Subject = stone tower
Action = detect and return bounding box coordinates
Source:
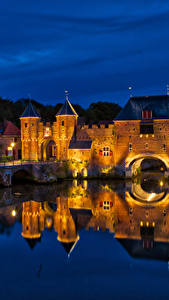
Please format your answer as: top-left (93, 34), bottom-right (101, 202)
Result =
top-left (55, 93), bottom-right (78, 160)
top-left (22, 201), bottom-right (44, 249)
top-left (20, 101), bottom-right (40, 160)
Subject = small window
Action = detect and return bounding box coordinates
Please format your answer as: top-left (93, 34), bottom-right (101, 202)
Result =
top-left (142, 110), bottom-right (152, 119)
top-left (25, 123), bottom-right (27, 128)
top-left (140, 123), bottom-right (154, 134)
top-left (129, 143), bottom-right (132, 152)
top-left (44, 127), bottom-right (50, 137)
top-left (62, 121), bottom-right (64, 126)
top-left (163, 144), bottom-right (166, 151)
top-left (103, 201), bottom-right (110, 210)
top-left (14, 137), bottom-right (17, 142)
top-left (145, 143), bottom-right (148, 149)
top-left (103, 147), bottom-right (110, 156)
top-left (7, 147), bottom-right (13, 156)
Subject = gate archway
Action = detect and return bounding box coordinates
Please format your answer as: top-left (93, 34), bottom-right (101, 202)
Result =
top-left (41, 139), bottom-right (57, 161)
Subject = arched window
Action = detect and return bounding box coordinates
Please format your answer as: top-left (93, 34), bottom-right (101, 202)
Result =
top-left (129, 143), bottom-right (132, 152)
top-left (163, 144), bottom-right (166, 151)
top-left (62, 121), bottom-right (64, 126)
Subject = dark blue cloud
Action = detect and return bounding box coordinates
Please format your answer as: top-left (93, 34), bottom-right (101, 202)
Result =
top-left (0, 0), bottom-right (169, 107)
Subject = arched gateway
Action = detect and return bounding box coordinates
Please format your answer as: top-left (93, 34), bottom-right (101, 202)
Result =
top-left (125, 154), bottom-right (169, 177)
top-left (41, 139), bottom-right (57, 161)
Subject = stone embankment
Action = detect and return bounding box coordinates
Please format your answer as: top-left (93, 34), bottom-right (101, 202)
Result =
top-left (0, 161), bottom-right (125, 187)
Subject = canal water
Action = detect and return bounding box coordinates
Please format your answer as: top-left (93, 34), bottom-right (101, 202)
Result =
top-left (0, 174), bottom-right (169, 300)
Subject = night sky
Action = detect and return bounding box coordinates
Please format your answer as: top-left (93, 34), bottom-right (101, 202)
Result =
top-left (1, 0), bottom-right (169, 107)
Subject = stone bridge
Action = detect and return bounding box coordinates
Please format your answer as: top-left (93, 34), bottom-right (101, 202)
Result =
top-left (0, 161), bottom-right (61, 186)
top-left (125, 153), bottom-right (169, 178)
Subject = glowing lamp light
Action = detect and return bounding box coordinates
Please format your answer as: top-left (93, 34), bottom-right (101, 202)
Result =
top-left (11, 209), bottom-right (16, 217)
top-left (160, 181), bottom-right (164, 187)
top-left (11, 142), bottom-right (15, 148)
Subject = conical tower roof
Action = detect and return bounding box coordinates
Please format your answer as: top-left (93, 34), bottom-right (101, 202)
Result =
top-left (60, 236), bottom-right (79, 255)
top-left (21, 101), bottom-right (40, 118)
top-left (24, 237), bottom-right (41, 250)
top-left (56, 94), bottom-right (78, 116)
top-left (61, 241), bottom-right (76, 254)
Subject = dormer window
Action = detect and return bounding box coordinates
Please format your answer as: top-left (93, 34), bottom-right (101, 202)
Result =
top-left (142, 110), bottom-right (152, 119)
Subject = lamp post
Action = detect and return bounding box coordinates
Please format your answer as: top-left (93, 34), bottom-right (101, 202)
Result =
top-left (10, 142), bottom-right (15, 161)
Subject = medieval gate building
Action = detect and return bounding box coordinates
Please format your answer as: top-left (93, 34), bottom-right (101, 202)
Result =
top-left (20, 95), bottom-right (169, 177)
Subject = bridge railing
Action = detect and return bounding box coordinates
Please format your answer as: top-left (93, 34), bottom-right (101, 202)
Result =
top-left (0, 160), bottom-right (60, 167)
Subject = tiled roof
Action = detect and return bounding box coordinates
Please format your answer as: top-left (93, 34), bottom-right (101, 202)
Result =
top-left (115, 95), bottom-right (169, 121)
top-left (76, 129), bottom-right (90, 140)
top-left (69, 140), bottom-right (92, 149)
top-left (21, 101), bottom-right (40, 118)
top-left (3, 121), bottom-right (20, 135)
top-left (98, 120), bottom-right (114, 125)
top-left (57, 99), bottom-right (78, 116)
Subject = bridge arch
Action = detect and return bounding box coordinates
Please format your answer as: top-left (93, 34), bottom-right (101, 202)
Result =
top-left (12, 169), bottom-right (32, 183)
top-left (41, 139), bottom-right (57, 161)
top-left (130, 183), bottom-right (166, 204)
top-left (125, 154), bottom-right (169, 177)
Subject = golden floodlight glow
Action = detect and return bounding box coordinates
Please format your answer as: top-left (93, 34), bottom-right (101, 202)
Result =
top-left (147, 193), bottom-right (156, 201)
top-left (11, 209), bottom-right (16, 217)
top-left (160, 181), bottom-right (164, 187)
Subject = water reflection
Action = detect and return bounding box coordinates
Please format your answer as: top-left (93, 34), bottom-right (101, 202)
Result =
top-left (0, 175), bottom-right (169, 260)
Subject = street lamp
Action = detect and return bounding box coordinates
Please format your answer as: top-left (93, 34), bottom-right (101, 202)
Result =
top-left (11, 142), bottom-right (15, 148)
top-left (11, 209), bottom-right (16, 217)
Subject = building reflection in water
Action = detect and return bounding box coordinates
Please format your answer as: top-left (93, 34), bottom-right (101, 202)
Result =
top-left (0, 176), bottom-right (169, 260)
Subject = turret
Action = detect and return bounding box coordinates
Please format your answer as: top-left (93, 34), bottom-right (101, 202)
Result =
top-left (20, 101), bottom-right (40, 160)
top-left (56, 92), bottom-right (78, 160)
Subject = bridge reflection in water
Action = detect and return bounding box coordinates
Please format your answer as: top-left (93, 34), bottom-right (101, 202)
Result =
top-left (0, 175), bottom-right (169, 260)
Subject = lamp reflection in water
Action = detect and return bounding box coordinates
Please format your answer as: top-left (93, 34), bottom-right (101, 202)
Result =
top-left (160, 181), bottom-right (164, 187)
